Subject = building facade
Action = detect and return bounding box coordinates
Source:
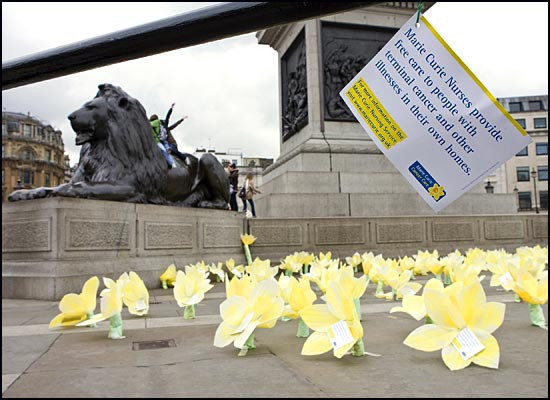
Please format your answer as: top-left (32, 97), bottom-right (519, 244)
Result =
top-left (2, 112), bottom-right (66, 203)
top-left (488, 95), bottom-right (548, 212)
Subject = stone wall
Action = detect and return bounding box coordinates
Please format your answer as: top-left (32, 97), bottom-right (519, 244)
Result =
top-left (2, 198), bottom-right (547, 300)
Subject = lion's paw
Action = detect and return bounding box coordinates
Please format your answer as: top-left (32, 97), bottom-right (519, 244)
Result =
top-left (8, 188), bottom-right (51, 201)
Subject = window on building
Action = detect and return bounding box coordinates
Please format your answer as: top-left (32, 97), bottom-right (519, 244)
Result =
top-left (534, 117), bottom-right (547, 129)
top-left (518, 191), bottom-right (532, 210)
top-left (536, 142), bottom-right (548, 155)
top-left (23, 124), bottom-right (32, 137)
top-left (538, 165), bottom-right (548, 181)
top-left (516, 146), bottom-right (528, 156)
top-left (517, 166), bottom-right (530, 182)
top-left (22, 149), bottom-right (34, 160)
top-left (540, 191), bottom-right (548, 210)
top-left (2, 144), bottom-right (5, 158)
top-left (45, 150), bottom-right (51, 162)
top-left (45, 173), bottom-right (51, 187)
top-left (21, 170), bottom-right (34, 185)
top-left (528, 100), bottom-right (543, 111)
top-left (232, 159), bottom-right (238, 166)
top-left (515, 118), bottom-right (526, 129)
top-left (509, 102), bottom-right (523, 112)
top-left (2, 169), bottom-right (4, 184)
top-left (2, 124), bottom-right (5, 136)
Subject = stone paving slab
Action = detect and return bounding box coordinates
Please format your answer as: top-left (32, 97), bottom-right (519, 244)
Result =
top-left (2, 280), bottom-right (548, 398)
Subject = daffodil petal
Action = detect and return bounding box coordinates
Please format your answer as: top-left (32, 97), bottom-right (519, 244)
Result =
top-left (81, 276), bottom-right (99, 312)
top-left (442, 344), bottom-right (471, 371)
top-left (214, 321), bottom-right (237, 348)
top-left (404, 324), bottom-right (457, 352)
top-left (301, 331), bottom-right (333, 356)
top-left (475, 302), bottom-right (505, 334)
top-left (77, 313), bottom-right (107, 326)
top-left (458, 282), bottom-right (486, 327)
top-left (299, 304), bottom-right (339, 331)
top-left (49, 313), bottom-right (66, 328)
top-left (58, 293), bottom-right (85, 314)
top-left (234, 321), bottom-right (260, 349)
top-left (472, 334), bottom-right (500, 369)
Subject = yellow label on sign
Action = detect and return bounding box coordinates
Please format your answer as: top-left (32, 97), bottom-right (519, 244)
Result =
top-left (346, 77), bottom-right (407, 150)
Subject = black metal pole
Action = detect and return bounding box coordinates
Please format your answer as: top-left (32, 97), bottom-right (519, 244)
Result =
top-left (2, 2), bottom-right (377, 90)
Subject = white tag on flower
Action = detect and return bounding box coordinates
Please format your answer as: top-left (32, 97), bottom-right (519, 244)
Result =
top-left (135, 299), bottom-right (147, 311)
top-left (327, 320), bottom-right (354, 350)
top-left (498, 272), bottom-right (514, 289)
top-left (452, 327), bottom-right (485, 360)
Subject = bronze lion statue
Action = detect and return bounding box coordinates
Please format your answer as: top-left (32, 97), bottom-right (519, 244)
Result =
top-left (9, 84), bottom-right (230, 209)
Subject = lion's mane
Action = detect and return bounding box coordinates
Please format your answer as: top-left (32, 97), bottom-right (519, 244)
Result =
top-left (71, 84), bottom-right (168, 203)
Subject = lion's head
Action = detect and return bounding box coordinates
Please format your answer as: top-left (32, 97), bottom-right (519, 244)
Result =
top-left (68, 84), bottom-right (168, 203)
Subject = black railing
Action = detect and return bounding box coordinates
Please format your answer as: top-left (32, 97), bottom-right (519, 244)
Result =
top-left (2, 2), bottom-right (378, 90)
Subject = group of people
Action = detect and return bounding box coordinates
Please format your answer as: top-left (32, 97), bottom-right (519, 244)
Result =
top-left (149, 103), bottom-right (189, 169)
top-left (149, 103), bottom-right (261, 217)
top-left (227, 164), bottom-right (261, 217)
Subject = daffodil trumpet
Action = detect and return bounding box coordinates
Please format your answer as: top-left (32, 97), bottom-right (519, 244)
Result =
top-left (108, 313), bottom-right (125, 339)
top-left (529, 304), bottom-right (547, 329)
top-left (184, 304), bottom-right (196, 320)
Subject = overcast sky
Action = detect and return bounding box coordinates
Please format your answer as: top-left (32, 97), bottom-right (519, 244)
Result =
top-left (2, 2), bottom-right (548, 166)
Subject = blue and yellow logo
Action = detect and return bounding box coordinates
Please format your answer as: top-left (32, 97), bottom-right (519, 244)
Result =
top-left (409, 161), bottom-right (446, 202)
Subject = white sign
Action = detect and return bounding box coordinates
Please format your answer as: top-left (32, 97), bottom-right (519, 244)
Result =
top-left (327, 320), bottom-right (354, 350)
top-left (452, 327), bottom-right (485, 360)
top-left (340, 14), bottom-right (532, 212)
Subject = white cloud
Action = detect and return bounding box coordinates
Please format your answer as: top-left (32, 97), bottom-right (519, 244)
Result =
top-left (2, 2), bottom-right (547, 166)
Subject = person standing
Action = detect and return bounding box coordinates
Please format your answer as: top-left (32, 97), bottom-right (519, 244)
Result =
top-left (242, 172), bottom-right (261, 217)
top-left (227, 163), bottom-right (239, 211)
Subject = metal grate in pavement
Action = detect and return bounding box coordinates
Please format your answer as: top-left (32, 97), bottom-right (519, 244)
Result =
top-left (132, 339), bottom-right (176, 351)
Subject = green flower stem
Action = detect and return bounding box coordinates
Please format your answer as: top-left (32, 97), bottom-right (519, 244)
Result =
top-left (161, 280), bottom-right (168, 290)
top-left (284, 269), bottom-right (292, 277)
top-left (351, 338), bottom-right (365, 357)
top-left (529, 304), bottom-right (547, 328)
top-left (184, 304), bottom-right (196, 319)
top-left (86, 311), bottom-right (97, 328)
top-left (238, 332), bottom-right (256, 356)
top-left (424, 315), bottom-right (433, 324)
top-left (243, 244), bottom-right (253, 265)
top-left (108, 313), bottom-right (124, 339)
top-left (435, 273), bottom-right (442, 281)
top-left (296, 317), bottom-right (309, 337)
top-left (375, 281), bottom-right (384, 296)
top-left (391, 289), bottom-right (397, 301)
top-left (410, 273), bottom-right (415, 281)
top-left (444, 273), bottom-right (452, 286)
top-left (353, 298), bottom-right (362, 321)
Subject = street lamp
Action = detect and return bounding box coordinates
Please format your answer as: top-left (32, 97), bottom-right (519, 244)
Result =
top-left (513, 186), bottom-right (519, 211)
top-left (531, 167), bottom-right (539, 214)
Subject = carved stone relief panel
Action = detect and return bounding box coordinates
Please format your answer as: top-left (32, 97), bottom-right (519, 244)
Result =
top-left (322, 22), bottom-right (396, 121)
top-left (281, 29), bottom-right (308, 142)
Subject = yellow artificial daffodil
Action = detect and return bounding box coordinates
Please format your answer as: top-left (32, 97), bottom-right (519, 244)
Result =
top-left (49, 276), bottom-right (99, 328)
top-left (77, 277), bottom-right (125, 339)
top-left (246, 257), bottom-right (278, 282)
top-left (403, 280), bottom-right (505, 371)
top-left (345, 252), bottom-right (362, 272)
top-left (119, 271), bottom-right (149, 316)
top-left (209, 262), bottom-right (226, 282)
top-left (299, 281), bottom-right (364, 358)
top-left (160, 264), bottom-right (177, 289)
top-left (281, 277), bottom-right (317, 336)
top-left (174, 266), bottom-right (213, 319)
top-left (512, 270), bottom-right (548, 328)
top-left (214, 279), bottom-right (283, 355)
top-left (226, 258), bottom-right (245, 278)
top-left (240, 234), bottom-right (257, 265)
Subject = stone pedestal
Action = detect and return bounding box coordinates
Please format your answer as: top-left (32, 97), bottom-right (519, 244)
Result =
top-left (2, 198), bottom-right (246, 300)
top-left (255, 3), bottom-right (515, 217)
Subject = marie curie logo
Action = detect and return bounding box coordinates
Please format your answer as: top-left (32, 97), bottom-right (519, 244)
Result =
top-left (409, 161), bottom-right (446, 202)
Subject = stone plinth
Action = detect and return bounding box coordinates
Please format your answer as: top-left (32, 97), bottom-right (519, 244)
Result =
top-left (2, 198), bottom-right (246, 300)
